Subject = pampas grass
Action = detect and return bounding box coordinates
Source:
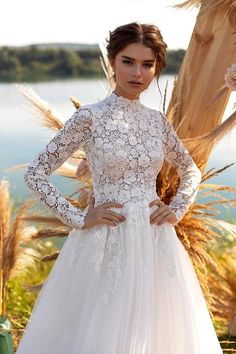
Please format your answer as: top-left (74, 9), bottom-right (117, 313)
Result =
top-left (172, 0), bottom-right (236, 12)
top-left (0, 178), bottom-right (40, 316)
top-left (15, 83), bottom-right (65, 132)
top-left (172, 0), bottom-right (236, 29)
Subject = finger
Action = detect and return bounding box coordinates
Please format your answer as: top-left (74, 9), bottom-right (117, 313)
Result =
top-left (156, 209), bottom-right (177, 225)
top-left (149, 199), bottom-right (163, 207)
top-left (157, 215), bottom-right (174, 226)
top-left (150, 205), bottom-right (167, 222)
top-left (103, 201), bottom-right (124, 208)
top-left (150, 206), bottom-right (171, 221)
top-left (103, 210), bottom-right (126, 222)
top-left (88, 196), bottom-right (95, 209)
top-left (151, 210), bottom-right (173, 225)
top-left (100, 215), bottom-right (119, 226)
top-left (164, 215), bottom-right (177, 224)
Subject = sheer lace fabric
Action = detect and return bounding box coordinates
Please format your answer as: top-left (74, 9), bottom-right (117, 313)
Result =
top-left (24, 91), bottom-right (203, 287)
top-left (16, 92), bottom-right (224, 354)
top-left (24, 91), bottom-right (202, 229)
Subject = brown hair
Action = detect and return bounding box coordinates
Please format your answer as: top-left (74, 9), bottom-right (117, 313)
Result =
top-left (105, 22), bottom-right (168, 81)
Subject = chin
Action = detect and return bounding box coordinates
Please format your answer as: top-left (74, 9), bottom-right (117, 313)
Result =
top-left (126, 86), bottom-right (144, 95)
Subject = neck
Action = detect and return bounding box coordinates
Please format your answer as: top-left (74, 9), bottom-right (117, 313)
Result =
top-left (114, 87), bottom-right (140, 101)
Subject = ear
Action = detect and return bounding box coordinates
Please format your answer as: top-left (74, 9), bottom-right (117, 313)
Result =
top-left (109, 58), bottom-right (115, 70)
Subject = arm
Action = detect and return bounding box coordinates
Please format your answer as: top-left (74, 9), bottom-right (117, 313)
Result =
top-left (24, 106), bottom-right (93, 229)
top-left (160, 112), bottom-right (202, 223)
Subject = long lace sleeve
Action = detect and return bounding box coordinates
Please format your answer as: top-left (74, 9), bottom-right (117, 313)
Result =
top-left (160, 112), bottom-right (202, 223)
top-left (24, 106), bottom-right (93, 230)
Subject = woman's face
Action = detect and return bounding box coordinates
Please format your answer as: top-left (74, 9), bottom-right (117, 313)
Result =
top-left (110, 42), bottom-right (157, 100)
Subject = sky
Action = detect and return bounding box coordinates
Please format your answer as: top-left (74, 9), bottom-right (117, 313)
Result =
top-left (0, 0), bottom-right (199, 50)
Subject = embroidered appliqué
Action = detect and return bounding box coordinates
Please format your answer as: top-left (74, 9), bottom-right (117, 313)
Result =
top-left (24, 91), bottom-right (201, 297)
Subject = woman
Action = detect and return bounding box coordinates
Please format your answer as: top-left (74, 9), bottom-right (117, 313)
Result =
top-left (16, 22), bottom-right (223, 354)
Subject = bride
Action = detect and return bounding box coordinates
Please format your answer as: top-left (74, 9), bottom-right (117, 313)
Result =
top-left (16, 21), bottom-right (223, 354)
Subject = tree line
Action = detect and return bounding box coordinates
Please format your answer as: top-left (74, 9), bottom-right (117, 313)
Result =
top-left (0, 45), bottom-right (185, 82)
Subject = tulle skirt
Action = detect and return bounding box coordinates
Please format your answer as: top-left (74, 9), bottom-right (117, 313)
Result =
top-left (15, 200), bottom-right (223, 354)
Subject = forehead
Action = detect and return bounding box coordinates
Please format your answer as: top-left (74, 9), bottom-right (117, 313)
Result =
top-left (117, 42), bottom-right (155, 61)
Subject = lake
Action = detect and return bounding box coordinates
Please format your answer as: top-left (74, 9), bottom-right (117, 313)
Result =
top-left (0, 76), bottom-right (236, 219)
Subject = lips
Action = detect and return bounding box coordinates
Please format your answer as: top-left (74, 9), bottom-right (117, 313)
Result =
top-left (128, 81), bottom-right (142, 84)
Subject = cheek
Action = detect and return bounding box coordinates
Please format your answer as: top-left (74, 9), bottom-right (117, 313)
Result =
top-left (116, 65), bottom-right (130, 81)
top-left (143, 70), bottom-right (155, 85)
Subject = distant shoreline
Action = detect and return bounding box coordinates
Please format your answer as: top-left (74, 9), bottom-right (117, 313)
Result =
top-left (0, 44), bottom-right (185, 82)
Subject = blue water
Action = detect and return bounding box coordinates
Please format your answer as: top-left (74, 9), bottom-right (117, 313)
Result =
top-left (0, 76), bottom-right (236, 220)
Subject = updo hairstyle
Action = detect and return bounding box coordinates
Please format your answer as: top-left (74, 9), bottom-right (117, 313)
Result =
top-left (105, 22), bottom-right (168, 81)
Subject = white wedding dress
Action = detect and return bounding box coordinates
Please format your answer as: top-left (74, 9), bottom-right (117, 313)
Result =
top-left (16, 91), bottom-right (223, 353)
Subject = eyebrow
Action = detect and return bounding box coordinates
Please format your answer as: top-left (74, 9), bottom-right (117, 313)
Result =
top-left (121, 55), bottom-right (155, 63)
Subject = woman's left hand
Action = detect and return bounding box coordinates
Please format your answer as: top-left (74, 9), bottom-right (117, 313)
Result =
top-left (149, 199), bottom-right (178, 226)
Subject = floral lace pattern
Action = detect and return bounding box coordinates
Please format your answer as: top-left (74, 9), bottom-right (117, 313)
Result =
top-left (24, 91), bottom-right (201, 229)
top-left (24, 91), bottom-right (201, 290)
top-left (24, 106), bottom-right (94, 229)
top-left (102, 227), bottom-right (123, 306)
top-left (158, 225), bottom-right (177, 279)
top-left (160, 111), bottom-right (202, 221)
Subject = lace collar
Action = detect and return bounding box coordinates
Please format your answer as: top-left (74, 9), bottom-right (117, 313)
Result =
top-left (106, 91), bottom-right (141, 108)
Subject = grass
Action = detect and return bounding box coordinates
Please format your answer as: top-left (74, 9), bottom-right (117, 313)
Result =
top-left (6, 241), bottom-right (55, 352)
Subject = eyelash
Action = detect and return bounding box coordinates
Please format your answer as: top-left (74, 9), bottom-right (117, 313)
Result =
top-left (122, 60), bottom-right (153, 68)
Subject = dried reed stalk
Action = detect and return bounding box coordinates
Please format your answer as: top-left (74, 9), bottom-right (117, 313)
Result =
top-left (0, 178), bottom-right (40, 315)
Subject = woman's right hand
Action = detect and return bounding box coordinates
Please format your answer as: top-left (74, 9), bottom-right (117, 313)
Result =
top-left (81, 197), bottom-right (126, 230)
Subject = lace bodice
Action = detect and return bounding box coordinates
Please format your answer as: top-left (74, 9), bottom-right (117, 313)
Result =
top-left (24, 91), bottom-right (202, 229)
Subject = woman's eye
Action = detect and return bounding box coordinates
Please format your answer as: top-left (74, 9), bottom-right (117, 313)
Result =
top-left (144, 63), bottom-right (153, 68)
top-left (122, 60), bottom-right (132, 65)
top-left (122, 60), bottom-right (153, 68)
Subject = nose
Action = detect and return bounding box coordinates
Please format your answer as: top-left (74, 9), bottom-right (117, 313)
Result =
top-left (132, 65), bottom-right (142, 78)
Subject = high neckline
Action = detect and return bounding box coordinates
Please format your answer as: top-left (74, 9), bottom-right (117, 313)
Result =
top-left (108, 91), bottom-right (141, 107)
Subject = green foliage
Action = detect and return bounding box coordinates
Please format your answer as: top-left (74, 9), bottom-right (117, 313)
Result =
top-left (7, 262), bottom-right (52, 325)
top-left (0, 45), bottom-right (186, 82)
top-left (166, 49), bottom-right (185, 73)
top-left (6, 244), bottom-right (55, 350)
top-left (0, 45), bottom-right (104, 82)
top-left (219, 333), bottom-right (236, 352)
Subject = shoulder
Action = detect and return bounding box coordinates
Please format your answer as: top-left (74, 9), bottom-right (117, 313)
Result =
top-left (140, 104), bottom-right (165, 124)
top-left (147, 107), bottom-right (174, 130)
top-left (76, 97), bottom-right (108, 118)
top-left (62, 104), bottom-right (95, 134)
top-left (69, 100), bottom-right (100, 125)
top-left (140, 103), bottom-right (162, 116)
top-left (68, 98), bottom-right (108, 134)
top-left (140, 106), bottom-right (177, 137)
